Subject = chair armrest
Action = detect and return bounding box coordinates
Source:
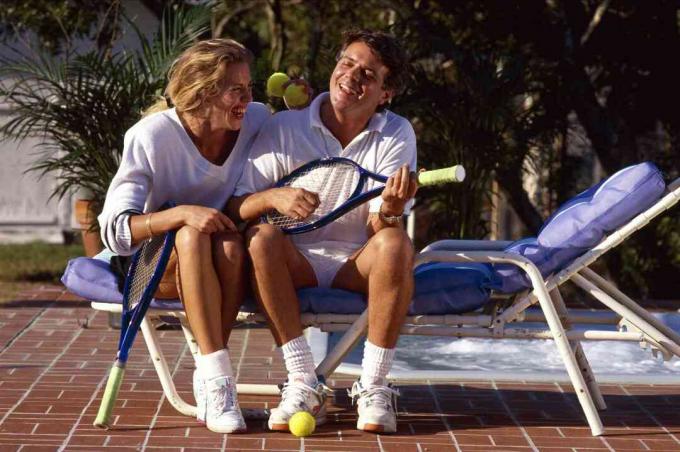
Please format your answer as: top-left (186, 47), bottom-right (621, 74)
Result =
top-left (420, 239), bottom-right (512, 253)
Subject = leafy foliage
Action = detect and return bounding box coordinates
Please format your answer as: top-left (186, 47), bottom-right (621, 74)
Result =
top-left (0, 0), bottom-right (120, 53)
top-left (212, 0), bottom-right (679, 297)
top-left (0, 4), bottom-right (210, 217)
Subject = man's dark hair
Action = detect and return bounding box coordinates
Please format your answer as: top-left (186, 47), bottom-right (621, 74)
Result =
top-left (338, 29), bottom-right (409, 100)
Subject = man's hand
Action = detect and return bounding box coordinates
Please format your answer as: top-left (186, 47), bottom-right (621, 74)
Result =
top-left (179, 205), bottom-right (237, 234)
top-left (269, 187), bottom-right (320, 220)
top-left (380, 164), bottom-right (418, 216)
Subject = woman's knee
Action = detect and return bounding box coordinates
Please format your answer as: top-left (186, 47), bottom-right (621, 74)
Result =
top-left (175, 225), bottom-right (210, 254)
top-left (212, 231), bottom-right (245, 264)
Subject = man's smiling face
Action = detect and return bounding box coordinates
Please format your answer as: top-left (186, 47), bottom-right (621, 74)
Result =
top-left (329, 41), bottom-right (393, 116)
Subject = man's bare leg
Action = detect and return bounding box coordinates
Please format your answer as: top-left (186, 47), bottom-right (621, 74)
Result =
top-left (333, 227), bottom-right (415, 348)
top-left (246, 223), bottom-right (330, 430)
top-left (332, 226), bottom-right (414, 433)
top-left (245, 223), bottom-right (317, 345)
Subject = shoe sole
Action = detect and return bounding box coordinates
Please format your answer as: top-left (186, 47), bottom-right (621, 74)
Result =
top-left (206, 425), bottom-right (247, 434)
top-left (357, 420), bottom-right (396, 433)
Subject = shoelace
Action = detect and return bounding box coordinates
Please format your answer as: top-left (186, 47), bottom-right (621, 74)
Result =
top-left (350, 385), bottom-right (400, 412)
top-left (280, 381), bottom-right (323, 412)
top-left (210, 380), bottom-right (236, 413)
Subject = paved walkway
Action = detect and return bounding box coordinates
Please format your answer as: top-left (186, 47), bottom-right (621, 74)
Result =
top-left (0, 285), bottom-right (679, 451)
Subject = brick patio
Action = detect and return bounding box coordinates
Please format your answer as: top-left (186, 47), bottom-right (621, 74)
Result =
top-left (0, 285), bottom-right (679, 451)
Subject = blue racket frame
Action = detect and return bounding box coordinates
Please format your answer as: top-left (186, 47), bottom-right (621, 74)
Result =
top-left (117, 202), bottom-right (176, 363)
top-left (266, 157), bottom-right (391, 235)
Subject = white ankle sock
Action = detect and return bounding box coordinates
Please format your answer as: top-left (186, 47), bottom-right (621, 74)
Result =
top-left (360, 340), bottom-right (395, 388)
top-left (197, 349), bottom-right (233, 381)
top-left (281, 336), bottom-right (317, 386)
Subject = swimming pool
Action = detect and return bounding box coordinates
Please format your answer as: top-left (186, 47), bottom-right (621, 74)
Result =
top-left (316, 311), bottom-right (680, 384)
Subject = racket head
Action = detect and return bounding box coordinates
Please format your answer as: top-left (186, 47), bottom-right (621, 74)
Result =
top-left (264, 157), bottom-right (366, 234)
top-left (122, 230), bottom-right (175, 314)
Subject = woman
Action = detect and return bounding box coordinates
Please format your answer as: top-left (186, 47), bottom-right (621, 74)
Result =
top-left (97, 38), bottom-right (269, 434)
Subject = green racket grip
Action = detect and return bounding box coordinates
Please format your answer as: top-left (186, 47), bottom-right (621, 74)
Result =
top-left (93, 362), bottom-right (125, 429)
top-left (417, 165), bottom-right (466, 186)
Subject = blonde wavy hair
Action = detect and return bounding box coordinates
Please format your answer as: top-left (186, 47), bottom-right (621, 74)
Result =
top-left (143, 38), bottom-right (253, 117)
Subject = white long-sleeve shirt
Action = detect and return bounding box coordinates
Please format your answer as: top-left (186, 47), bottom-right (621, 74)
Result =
top-left (98, 103), bottom-right (270, 255)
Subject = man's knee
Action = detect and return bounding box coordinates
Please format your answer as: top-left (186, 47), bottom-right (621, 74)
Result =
top-left (245, 223), bottom-right (284, 259)
top-left (212, 231), bottom-right (245, 264)
top-left (371, 227), bottom-right (414, 262)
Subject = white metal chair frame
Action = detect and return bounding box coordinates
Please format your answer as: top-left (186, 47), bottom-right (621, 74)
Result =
top-left (90, 177), bottom-right (680, 436)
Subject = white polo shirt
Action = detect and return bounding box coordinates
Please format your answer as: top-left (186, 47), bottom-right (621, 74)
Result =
top-left (235, 92), bottom-right (417, 256)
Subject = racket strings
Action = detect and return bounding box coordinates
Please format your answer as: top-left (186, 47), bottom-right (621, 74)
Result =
top-left (267, 163), bottom-right (360, 229)
top-left (127, 235), bottom-right (166, 310)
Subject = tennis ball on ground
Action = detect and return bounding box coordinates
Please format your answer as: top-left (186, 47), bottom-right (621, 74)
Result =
top-left (289, 411), bottom-right (316, 437)
top-left (283, 80), bottom-right (311, 109)
top-left (267, 72), bottom-right (290, 97)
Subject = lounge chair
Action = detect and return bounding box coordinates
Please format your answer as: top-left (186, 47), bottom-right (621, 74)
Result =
top-left (62, 161), bottom-right (680, 436)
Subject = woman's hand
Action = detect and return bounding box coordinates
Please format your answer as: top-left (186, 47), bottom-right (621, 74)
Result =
top-left (179, 205), bottom-right (237, 234)
top-left (380, 164), bottom-right (418, 216)
top-left (269, 187), bottom-right (320, 220)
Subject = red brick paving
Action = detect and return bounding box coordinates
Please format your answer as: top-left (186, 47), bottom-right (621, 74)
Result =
top-left (0, 285), bottom-right (678, 451)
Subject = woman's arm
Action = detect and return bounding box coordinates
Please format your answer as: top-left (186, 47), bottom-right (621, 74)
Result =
top-left (129, 206), bottom-right (237, 245)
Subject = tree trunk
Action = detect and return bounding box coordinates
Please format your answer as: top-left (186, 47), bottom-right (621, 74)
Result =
top-left (495, 168), bottom-right (544, 235)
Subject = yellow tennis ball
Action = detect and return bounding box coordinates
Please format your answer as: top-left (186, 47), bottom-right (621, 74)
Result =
top-left (283, 82), bottom-right (310, 109)
top-left (267, 72), bottom-right (290, 97)
top-left (289, 411), bottom-right (315, 437)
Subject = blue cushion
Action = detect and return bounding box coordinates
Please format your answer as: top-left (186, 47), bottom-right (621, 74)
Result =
top-left (62, 257), bottom-right (494, 315)
top-left (492, 162), bottom-right (666, 293)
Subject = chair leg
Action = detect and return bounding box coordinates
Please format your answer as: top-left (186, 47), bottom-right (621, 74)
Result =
top-left (140, 316), bottom-right (197, 417)
top-left (579, 268), bottom-right (680, 350)
top-left (532, 281), bottom-right (604, 435)
top-left (549, 288), bottom-right (607, 410)
top-left (178, 315), bottom-right (200, 363)
top-left (315, 310), bottom-right (368, 380)
top-left (572, 272), bottom-right (680, 358)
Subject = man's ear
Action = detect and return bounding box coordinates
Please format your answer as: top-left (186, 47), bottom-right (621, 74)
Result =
top-left (379, 89), bottom-right (394, 107)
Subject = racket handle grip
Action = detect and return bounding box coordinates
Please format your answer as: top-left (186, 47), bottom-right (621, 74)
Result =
top-left (418, 165), bottom-right (465, 186)
top-left (93, 362), bottom-right (125, 429)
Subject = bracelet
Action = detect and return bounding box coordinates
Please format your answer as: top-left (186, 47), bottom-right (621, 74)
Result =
top-left (145, 213), bottom-right (154, 237)
top-left (378, 207), bottom-right (402, 225)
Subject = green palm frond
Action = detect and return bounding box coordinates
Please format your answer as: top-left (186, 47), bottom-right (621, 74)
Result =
top-left (0, 4), bottom-right (212, 224)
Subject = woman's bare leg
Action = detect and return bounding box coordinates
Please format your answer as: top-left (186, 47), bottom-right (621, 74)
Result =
top-left (212, 231), bottom-right (246, 345)
top-left (175, 225), bottom-right (224, 353)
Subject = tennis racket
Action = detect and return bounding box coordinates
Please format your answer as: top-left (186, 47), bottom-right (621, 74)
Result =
top-left (265, 157), bottom-right (465, 234)
top-left (94, 202), bottom-right (176, 429)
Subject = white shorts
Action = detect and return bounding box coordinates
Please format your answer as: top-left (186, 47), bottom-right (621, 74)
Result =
top-left (299, 248), bottom-right (352, 288)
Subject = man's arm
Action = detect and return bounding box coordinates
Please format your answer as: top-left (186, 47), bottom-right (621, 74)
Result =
top-left (227, 188), bottom-right (320, 223)
top-left (366, 164), bottom-right (417, 236)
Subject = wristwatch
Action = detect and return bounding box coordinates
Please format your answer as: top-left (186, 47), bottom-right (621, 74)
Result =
top-left (378, 208), bottom-right (402, 225)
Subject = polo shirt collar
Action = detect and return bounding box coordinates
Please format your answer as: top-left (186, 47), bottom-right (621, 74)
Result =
top-left (309, 92), bottom-right (389, 135)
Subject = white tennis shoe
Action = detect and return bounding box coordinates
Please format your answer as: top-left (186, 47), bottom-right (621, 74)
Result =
top-left (203, 375), bottom-right (246, 433)
top-left (193, 369), bottom-right (206, 423)
top-left (349, 380), bottom-right (400, 433)
top-left (267, 379), bottom-right (329, 431)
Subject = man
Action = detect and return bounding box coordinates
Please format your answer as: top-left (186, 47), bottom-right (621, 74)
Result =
top-left (228, 29), bottom-right (416, 434)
